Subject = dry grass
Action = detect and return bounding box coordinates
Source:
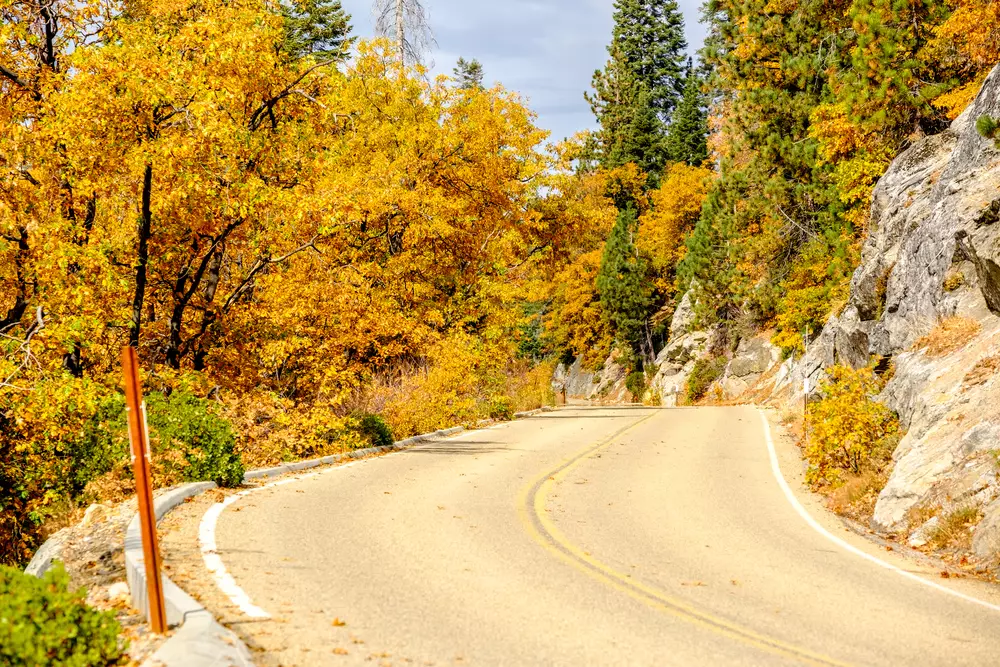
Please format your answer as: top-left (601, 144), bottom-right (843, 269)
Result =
top-left (913, 317), bottom-right (982, 357)
top-left (906, 501), bottom-right (940, 530)
top-left (827, 471), bottom-right (888, 521)
top-left (926, 505), bottom-right (983, 550)
top-left (963, 355), bottom-right (1000, 389)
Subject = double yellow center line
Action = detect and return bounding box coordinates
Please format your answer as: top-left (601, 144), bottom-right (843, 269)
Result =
top-left (516, 409), bottom-right (852, 667)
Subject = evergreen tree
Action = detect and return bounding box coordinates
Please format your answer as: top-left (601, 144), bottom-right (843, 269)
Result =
top-left (587, 44), bottom-right (666, 179)
top-left (282, 0), bottom-right (352, 60)
top-left (453, 57), bottom-right (484, 90)
top-left (597, 204), bottom-right (652, 355)
top-left (665, 63), bottom-right (708, 166)
top-left (611, 0), bottom-right (688, 120)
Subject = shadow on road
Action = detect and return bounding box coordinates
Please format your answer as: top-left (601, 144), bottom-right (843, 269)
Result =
top-left (407, 443), bottom-right (524, 455)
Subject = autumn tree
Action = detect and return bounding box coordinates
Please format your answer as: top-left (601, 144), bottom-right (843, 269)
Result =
top-left (637, 162), bottom-right (712, 301)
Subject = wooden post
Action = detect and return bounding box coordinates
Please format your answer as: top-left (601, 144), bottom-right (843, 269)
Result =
top-left (122, 347), bottom-right (167, 634)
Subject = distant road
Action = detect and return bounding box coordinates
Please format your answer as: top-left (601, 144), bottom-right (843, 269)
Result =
top-left (202, 406), bottom-right (1000, 666)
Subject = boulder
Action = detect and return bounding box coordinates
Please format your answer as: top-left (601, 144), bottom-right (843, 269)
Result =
top-left (973, 498), bottom-right (1000, 561)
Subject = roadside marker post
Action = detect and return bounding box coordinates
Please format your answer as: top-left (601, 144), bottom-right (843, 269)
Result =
top-left (122, 346), bottom-right (168, 634)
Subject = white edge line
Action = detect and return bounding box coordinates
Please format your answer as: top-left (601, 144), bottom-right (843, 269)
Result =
top-left (197, 463), bottom-right (363, 619)
top-left (758, 409), bottom-right (1000, 614)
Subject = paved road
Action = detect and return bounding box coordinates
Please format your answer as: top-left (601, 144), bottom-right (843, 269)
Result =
top-left (204, 406), bottom-right (1000, 666)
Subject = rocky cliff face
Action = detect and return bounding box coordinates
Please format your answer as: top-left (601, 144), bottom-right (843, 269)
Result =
top-left (752, 64), bottom-right (1000, 556)
top-left (838, 65), bottom-right (1000, 545)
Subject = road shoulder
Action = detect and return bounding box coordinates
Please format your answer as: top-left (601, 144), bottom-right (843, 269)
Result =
top-left (761, 407), bottom-right (1000, 608)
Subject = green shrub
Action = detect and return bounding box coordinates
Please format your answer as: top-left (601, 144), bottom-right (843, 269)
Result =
top-left (626, 371), bottom-right (647, 401)
top-left (0, 564), bottom-right (125, 666)
top-left (146, 391), bottom-right (245, 488)
top-left (68, 394), bottom-right (130, 497)
top-left (686, 356), bottom-right (727, 402)
top-left (350, 413), bottom-right (395, 449)
top-left (488, 395), bottom-right (515, 421)
top-left (977, 115), bottom-right (999, 144)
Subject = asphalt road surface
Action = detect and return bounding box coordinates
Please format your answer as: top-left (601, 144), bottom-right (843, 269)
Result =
top-left (200, 406), bottom-right (1000, 666)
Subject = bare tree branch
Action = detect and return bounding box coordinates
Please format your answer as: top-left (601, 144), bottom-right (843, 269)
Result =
top-left (373, 0), bottom-right (436, 67)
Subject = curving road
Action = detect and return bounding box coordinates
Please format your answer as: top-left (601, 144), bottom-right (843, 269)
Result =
top-left (197, 406), bottom-right (1000, 666)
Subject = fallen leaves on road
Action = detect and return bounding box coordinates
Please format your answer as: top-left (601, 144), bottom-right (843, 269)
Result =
top-left (332, 618), bottom-right (346, 627)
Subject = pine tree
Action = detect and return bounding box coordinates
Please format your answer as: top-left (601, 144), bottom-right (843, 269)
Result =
top-left (282, 0), bottom-right (352, 60)
top-left (665, 63), bottom-right (708, 166)
top-left (597, 204), bottom-right (652, 355)
top-left (587, 44), bottom-right (665, 179)
top-left (611, 0), bottom-right (688, 120)
top-left (453, 57), bottom-right (484, 90)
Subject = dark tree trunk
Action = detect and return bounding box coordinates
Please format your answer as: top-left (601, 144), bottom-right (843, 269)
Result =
top-left (0, 228), bottom-right (30, 333)
top-left (130, 164), bottom-right (153, 348)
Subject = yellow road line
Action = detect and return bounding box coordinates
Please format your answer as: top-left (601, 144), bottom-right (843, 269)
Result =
top-left (517, 409), bottom-right (853, 667)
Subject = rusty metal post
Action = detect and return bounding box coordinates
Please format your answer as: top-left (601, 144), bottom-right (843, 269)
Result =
top-left (122, 347), bottom-right (167, 634)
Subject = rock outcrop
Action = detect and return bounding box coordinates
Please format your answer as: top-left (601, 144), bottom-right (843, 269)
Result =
top-left (552, 352), bottom-right (629, 403)
top-left (802, 65), bottom-right (1000, 537)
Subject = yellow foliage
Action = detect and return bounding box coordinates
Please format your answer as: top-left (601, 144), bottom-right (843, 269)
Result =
top-left (543, 250), bottom-right (615, 370)
top-left (771, 236), bottom-right (857, 355)
top-left (363, 333), bottom-right (555, 438)
top-left (932, 74), bottom-right (990, 120)
top-left (637, 163), bottom-right (713, 297)
top-left (926, 0), bottom-right (1000, 75)
top-left (810, 103), bottom-right (894, 231)
top-left (805, 366), bottom-right (900, 487)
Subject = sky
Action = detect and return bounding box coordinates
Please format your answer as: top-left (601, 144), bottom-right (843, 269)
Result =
top-left (338, 0), bottom-right (709, 144)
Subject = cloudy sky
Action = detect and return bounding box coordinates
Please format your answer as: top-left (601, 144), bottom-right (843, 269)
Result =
top-left (338, 0), bottom-right (709, 144)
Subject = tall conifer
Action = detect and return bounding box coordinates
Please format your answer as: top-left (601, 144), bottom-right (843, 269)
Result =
top-left (665, 63), bottom-right (708, 166)
top-left (597, 204), bottom-right (652, 355)
top-left (611, 0), bottom-right (688, 120)
top-left (587, 45), bottom-right (666, 179)
top-left (282, 0), bottom-right (352, 60)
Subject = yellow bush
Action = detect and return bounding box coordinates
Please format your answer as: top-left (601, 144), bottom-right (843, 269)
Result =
top-left (805, 366), bottom-right (900, 488)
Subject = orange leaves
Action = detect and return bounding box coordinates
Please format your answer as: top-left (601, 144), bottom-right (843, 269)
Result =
top-left (543, 250), bottom-right (614, 371)
top-left (925, 0), bottom-right (1000, 76)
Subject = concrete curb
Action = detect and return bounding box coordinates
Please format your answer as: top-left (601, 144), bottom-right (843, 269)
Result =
top-left (28, 406), bottom-right (555, 666)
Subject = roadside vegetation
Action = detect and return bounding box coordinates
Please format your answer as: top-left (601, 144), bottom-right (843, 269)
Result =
top-left (804, 366), bottom-right (901, 520)
top-left (0, 564), bottom-right (125, 666)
